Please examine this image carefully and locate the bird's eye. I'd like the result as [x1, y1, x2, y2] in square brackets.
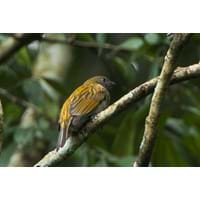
[103, 78, 106, 82]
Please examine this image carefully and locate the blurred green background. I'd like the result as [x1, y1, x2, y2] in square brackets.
[0, 33, 200, 166]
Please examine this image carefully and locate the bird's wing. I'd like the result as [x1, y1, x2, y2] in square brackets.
[69, 84, 107, 116]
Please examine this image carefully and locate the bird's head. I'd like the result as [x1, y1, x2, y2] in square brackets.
[84, 76, 116, 90]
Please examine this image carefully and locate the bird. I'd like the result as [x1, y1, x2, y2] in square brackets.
[56, 76, 115, 151]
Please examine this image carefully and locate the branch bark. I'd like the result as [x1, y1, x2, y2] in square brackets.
[35, 62, 200, 167]
[0, 99, 3, 153]
[0, 34, 42, 65]
[133, 33, 191, 167]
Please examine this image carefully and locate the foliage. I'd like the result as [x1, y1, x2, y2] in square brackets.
[0, 33, 200, 166]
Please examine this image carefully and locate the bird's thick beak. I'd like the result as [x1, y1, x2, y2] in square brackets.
[109, 81, 116, 89]
[111, 81, 116, 86]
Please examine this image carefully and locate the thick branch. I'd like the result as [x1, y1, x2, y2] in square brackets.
[133, 33, 191, 167]
[0, 34, 42, 65]
[35, 62, 200, 167]
[0, 99, 3, 153]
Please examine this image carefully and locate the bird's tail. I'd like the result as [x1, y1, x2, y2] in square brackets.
[56, 117, 72, 151]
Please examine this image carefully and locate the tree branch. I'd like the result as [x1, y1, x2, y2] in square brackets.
[41, 37, 130, 52]
[133, 33, 191, 167]
[0, 87, 56, 124]
[35, 62, 200, 167]
[0, 33, 42, 65]
[0, 99, 3, 153]
[0, 87, 38, 109]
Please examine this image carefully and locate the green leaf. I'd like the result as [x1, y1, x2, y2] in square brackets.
[0, 67, 19, 88]
[17, 47, 32, 67]
[166, 118, 186, 135]
[120, 37, 144, 50]
[145, 33, 160, 45]
[38, 79, 59, 101]
[3, 104, 22, 123]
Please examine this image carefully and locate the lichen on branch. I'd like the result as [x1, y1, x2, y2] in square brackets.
[35, 62, 200, 167]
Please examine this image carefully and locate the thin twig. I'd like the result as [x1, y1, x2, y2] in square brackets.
[0, 87, 55, 124]
[35, 62, 200, 167]
[0, 87, 38, 110]
[41, 37, 129, 52]
[133, 33, 191, 167]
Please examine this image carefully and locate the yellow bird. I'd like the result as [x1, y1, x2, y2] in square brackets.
[57, 76, 115, 150]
